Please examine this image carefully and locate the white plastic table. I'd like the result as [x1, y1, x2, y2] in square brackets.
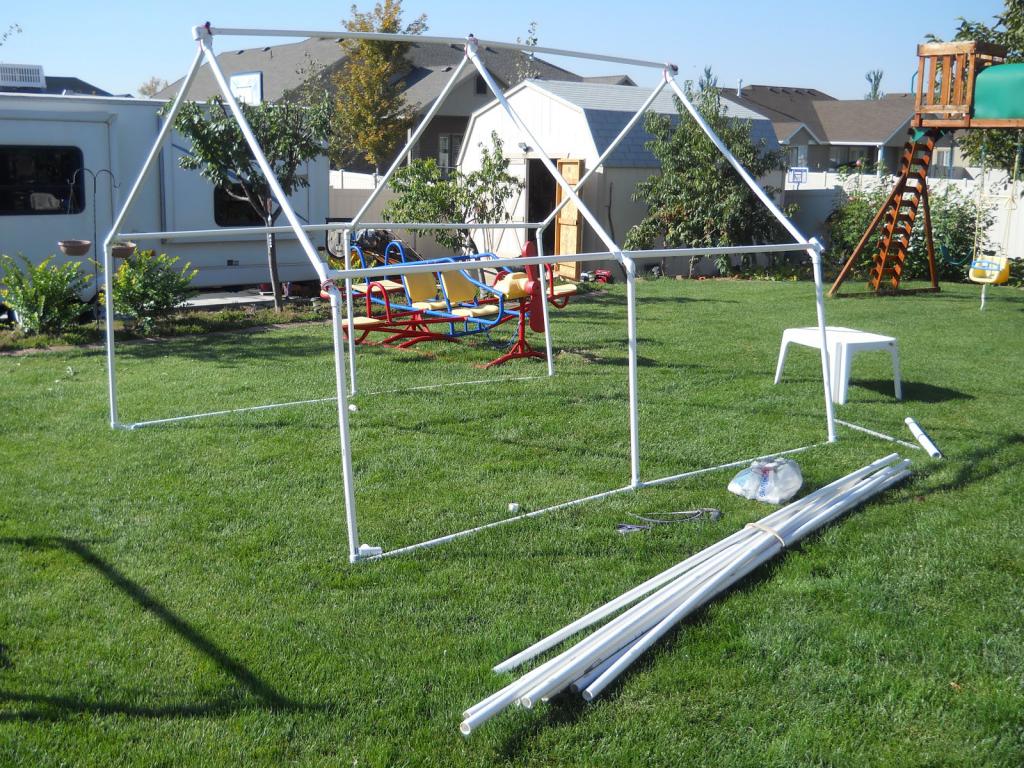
[774, 326, 902, 405]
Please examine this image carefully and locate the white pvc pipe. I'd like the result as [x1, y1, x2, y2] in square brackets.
[581, 463, 911, 701]
[665, 75, 836, 445]
[639, 443, 820, 489]
[522, 464, 907, 708]
[540, 78, 670, 230]
[199, 35, 326, 282]
[835, 419, 922, 452]
[467, 38, 643, 496]
[534, 236, 555, 377]
[121, 221, 548, 240]
[491, 450, 896, 675]
[343, 228, 357, 396]
[328, 287, 362, 563]
[102, 44, 207, 428]
[904, 417, 942, 458]
[624, 256, 641, 487]
[467, 456, 904, 730]
[125, 396, 335, 429]
[366, 485, 634, 561]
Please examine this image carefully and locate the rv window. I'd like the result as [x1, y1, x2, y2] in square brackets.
[0, 145, 85, 216]
[214, 184, 264, 227]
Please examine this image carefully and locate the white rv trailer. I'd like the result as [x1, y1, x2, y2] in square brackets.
[0, 92, 328, 289]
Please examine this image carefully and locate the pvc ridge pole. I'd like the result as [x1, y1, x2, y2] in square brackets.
[349, 55, 470, 228]
[101, 43, 206, 428]
[198, 34, 326, 282]
[466, 36, 642, 487]
[207, 27, 669, 70]
[534, 236, 555, 376]
[540, 77, 670, 230]
[343, 228, 357, 395]
[490, 453, 899, 673]
[665, 74, 836, 443]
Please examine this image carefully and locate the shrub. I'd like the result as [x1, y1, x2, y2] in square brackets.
[108, 249, 198, 333]
[0, 254, 92, 334]
[826, 183, 995, 282]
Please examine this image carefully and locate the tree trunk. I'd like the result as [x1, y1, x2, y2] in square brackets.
[265, 209, 284, 312]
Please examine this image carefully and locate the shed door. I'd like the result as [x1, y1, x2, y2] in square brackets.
[554, 158, 584, 280]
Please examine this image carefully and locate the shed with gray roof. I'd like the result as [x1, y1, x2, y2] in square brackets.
[458, 80, 782, 267]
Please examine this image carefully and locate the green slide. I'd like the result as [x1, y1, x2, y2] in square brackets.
[973, 63, 1024, 120]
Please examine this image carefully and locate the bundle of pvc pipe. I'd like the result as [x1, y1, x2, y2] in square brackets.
[460, 454, 910, 735]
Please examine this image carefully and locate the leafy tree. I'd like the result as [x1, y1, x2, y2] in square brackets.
[0, 254, 90, 335]
[331, 1, 427, 171]
[865, 69, 884, 100]
[170, 94, 333, 310]
[0, 23, 20, 47]
[624, 73, 786, 273]
[108, 249, 198, 334]
[138, 76, 168, 98]
[935, 1, 1024, 173]
[513, 21, 540, 83]
[826, 183, 994, 281]
[383, 133, 521, 254]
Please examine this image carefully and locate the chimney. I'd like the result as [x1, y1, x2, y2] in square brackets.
[737, 78, 743, 98]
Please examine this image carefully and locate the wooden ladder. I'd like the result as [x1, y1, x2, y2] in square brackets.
[829, 128, 942, 296]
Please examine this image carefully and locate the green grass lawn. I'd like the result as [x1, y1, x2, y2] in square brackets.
[2, 279, 1022, 767]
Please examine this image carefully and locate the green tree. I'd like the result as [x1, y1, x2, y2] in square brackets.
[137, 76, 168, 98]
[0, 23, 20, 47]
[383, 133, 521, 254]
[624, 73, 786, 273]
[936, 1, 1024, 172]
[331, 1, 427, 171]
[865, 69, 884, 100]
[170, 94, 333, 310]
[513, 21, 540, 83]
[826, 183, 994, 281]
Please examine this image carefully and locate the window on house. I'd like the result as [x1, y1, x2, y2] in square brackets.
[438, 134, 463, 177]
[475, 74, 487, 95]
[0, 145, 84, 215]
[214, 184, 264, 227]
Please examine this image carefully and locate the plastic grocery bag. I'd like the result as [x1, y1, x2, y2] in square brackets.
[727, 458, 803, 504]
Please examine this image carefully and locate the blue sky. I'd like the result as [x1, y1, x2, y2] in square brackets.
[0, 1, 1006, 99]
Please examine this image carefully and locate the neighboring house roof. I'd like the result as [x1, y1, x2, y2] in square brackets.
[720, 84, 913, 147]
[809, 94, 914, 144]
[0, 75, 111, 96]
[466, 80, 779, 169]
[157, 36, 585, 106]
[582, 75, 637, 86]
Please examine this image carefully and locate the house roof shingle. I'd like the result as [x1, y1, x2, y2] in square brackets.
[157, 37, 584, 107]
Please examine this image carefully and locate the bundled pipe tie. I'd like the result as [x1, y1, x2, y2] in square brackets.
[460, 454, 911, 735]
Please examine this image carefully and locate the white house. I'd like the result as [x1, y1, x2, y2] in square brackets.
[457, 80, 781, 273]
[0, 92, 328, 289]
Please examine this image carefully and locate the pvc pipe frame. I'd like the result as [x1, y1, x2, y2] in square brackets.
[105, 26, 841, 564]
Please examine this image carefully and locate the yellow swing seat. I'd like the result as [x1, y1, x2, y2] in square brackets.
[969, 256, 1011, 285]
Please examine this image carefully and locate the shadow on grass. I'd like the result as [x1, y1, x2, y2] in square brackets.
[0, 536, 324, 722]
[855, 379, 973, 404]
[913, 432, 1024, 495]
